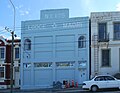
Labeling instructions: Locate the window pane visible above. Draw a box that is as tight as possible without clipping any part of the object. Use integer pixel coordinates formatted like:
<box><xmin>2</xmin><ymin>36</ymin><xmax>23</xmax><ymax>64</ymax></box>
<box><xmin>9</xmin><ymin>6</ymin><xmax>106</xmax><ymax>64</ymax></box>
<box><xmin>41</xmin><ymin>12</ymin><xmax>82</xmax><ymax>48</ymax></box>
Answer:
<box><xmin>98</xmin><ymin>23</ymin><xmax>107</xmax><ymax>41</ymax></box>
<box><xmin>24</xmin><ymin>39</ymin><xmax>31</xmax><ymax>50</ymax></box>
<box><xmin>34</xmin><ymin>63</ymin><xmax>52</xmax><ymax>68</ymax></box>
<box><xmin>56</xmin><ymin>62</ymin><xmax>75</xmax><ymax>67</ymax></box>
<box><xmin>114</xmin><ymin>23</ymin><xmax>120</xmax><ymax>40</ymax></box>
<box><xmin>95</xmin><ymin>76</ymin><xmax>105</xmax><ymax>81</ymax></box>
<box><xmin>78</xmin><ymin>36</ymin><xmax>86</xmax><ymax>48</ymax></box>
<box><xmin>15</xmin><ymin>67</ymin><xmax>19</xmax><ymax>72</ymax></box>
<box><xmin>79</xmin><ymin>61</ymin><xmax>87</xmax><ymax>67</ymax></box>
<box><xmin>15</xmin><ymin>48</ymin><xmax>19</xmax><ymax>59</ymax></box>
<box><xmin>102</xmin><ymin>49</ymin><xmax>110</xmax><ymax>67</ymax></box>
<box><xmin>23</xmin><ymin>63</ymin><xmax>31</xmax><ymax>68</ymax></box>
<box><xmin>0</xmin><ymin>48</ymin><xmax>4</xmax><ymax>59</ymax></box>
<box><xmin>105</xmin><ymin>76</ymin><xmax>115</xmax><ymax>80</ymax></box>
<box><xmin>0</xmin><ymin>67</ymin><xmax>4</xmax><ymax>78</ymax></box>
<box><xmin>0</xmin><ymin>72</ymin><xmax>4</xmax><ymax>77</ymax></box>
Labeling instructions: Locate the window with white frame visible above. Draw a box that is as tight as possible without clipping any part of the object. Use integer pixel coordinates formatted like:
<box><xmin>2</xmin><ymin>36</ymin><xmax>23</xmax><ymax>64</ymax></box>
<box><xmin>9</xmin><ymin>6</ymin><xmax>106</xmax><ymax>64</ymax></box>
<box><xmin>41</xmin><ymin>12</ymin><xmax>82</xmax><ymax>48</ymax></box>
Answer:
<box><xmin>0</xmin><ymin>48</ymin><xmax>5</xmax><ymax>59</ymax></box>
<box><xmin>34</xmin><ymin>62</ymin><xmax>52</xmax><ymax>68</ymax></box>
<box><xmin>56</xmin><ymin>61</ymin><xmax>75</xmax><ymax>67</ymax></box>
<box><xmin>0</xmin><ymin>67</ymin><xmax>5</xmax><ymax>78</ymax></box>
<box><xmin>78</xmin><ymin>36</ymin><xmax>86</xmax><ymax>48</ymax></box>
<box><xmin>15</xmin><ymin>47</ymin><xmax>19</xmax><ymax>59</ymax></box>
<box><xmin>24</xmin><ymin>39</ymin><xmax>31</xmax><ymax>50</ymax></box>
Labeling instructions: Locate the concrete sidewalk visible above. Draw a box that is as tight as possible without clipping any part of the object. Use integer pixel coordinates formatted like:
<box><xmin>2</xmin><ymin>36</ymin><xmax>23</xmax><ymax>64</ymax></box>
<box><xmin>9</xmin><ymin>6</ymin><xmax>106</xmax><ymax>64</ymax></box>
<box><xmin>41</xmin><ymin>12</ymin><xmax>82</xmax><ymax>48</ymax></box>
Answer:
<box><xmin>0</xmin><ymin>85</ymin><xmax>82</xmax><ymax>93</ymax></box>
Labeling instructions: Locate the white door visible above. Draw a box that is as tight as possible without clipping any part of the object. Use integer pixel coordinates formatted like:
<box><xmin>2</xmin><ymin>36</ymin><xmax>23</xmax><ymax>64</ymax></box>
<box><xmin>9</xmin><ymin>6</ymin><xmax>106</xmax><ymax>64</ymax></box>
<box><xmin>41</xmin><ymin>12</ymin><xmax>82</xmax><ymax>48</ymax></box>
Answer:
<box><xmin>79</xmin><ymin>69</ymin><xmax>87</xmax><ymax>84</ymax></box>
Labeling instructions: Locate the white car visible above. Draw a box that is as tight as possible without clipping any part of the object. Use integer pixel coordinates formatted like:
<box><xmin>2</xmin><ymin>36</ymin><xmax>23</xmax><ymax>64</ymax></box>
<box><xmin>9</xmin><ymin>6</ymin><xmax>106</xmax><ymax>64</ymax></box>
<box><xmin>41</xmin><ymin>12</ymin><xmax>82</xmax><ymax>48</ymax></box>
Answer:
<box><xmin>82</xmin><ymin>75</ymin><xmax>120</xmax><ymax>92</ymax></box>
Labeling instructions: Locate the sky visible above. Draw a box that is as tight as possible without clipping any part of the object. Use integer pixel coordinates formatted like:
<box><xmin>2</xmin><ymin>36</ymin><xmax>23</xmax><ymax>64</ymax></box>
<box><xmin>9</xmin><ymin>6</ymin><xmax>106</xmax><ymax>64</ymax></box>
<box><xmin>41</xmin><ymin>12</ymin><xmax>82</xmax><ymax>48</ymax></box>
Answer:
<box><xmin>0</xmin><ymin>0</ymin><xmax>120</xmax><ymax>39</ymax></box>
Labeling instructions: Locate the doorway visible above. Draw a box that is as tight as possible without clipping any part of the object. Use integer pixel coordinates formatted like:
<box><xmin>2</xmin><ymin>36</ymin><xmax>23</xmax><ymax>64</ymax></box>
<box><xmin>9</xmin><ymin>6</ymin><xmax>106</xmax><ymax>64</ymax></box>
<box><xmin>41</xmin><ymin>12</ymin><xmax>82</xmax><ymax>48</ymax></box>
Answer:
<box><xmin>79</xmin><ymin>69</ymin><xmax>87</xmax><ymax>84</ymax></box>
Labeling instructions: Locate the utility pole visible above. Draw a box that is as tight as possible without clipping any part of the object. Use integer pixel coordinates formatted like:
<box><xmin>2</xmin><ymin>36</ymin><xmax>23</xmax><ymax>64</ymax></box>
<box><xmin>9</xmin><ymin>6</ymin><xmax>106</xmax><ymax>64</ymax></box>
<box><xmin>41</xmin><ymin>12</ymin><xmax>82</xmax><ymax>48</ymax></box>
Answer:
<box><xmin>8</xmin><ymin>0</ymin><xmax>15</xmax><ymax>93</ymax></box>
<box><xmin>5</xmin><ymin>27</ymin><xmax>14</xmax><ymax>93</ymax></box>
<box><xmin>11</xmin><ymin>31</ymin><xmax>14</xmax><ymax>93</ymax></box>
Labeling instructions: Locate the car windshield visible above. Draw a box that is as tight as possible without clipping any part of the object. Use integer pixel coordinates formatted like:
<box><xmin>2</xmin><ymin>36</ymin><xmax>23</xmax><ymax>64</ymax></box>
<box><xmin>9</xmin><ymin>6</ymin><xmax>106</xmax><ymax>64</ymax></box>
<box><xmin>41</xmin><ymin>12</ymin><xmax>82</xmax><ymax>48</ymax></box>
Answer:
<box><xmin>90</xmin><ymin>76</ymin><xmax>96</xmax><ymax>80</ymax></box>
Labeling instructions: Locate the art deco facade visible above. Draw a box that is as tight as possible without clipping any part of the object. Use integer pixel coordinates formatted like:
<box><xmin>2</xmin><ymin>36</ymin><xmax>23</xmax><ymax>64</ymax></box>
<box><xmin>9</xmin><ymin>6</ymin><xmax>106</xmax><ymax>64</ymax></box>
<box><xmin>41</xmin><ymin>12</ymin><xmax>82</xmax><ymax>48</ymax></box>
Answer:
<box><xmin>21</xmin><ymin>9</ymin><xmax>90</xmax><ymax>89</ymax></box>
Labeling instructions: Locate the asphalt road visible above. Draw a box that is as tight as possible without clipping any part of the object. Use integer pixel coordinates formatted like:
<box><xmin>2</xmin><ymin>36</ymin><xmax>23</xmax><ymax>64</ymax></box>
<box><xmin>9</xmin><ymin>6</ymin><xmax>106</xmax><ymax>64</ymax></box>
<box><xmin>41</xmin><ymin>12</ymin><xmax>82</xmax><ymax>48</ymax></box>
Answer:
<box><xmin>1</xmin><ymin>88</ymin><xmax>120</xmax><ymax>93</ymax></box>
<box><xmin>57</xmin><ymin>89</ymin><xmax>120</xmax><ymax>93</ymax></box>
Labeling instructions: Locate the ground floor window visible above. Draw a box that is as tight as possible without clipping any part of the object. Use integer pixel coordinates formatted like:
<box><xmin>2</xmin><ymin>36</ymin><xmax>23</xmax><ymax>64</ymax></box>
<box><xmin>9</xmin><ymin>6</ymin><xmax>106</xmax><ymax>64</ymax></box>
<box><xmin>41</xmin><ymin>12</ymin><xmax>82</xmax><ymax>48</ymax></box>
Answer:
<box><xmin>78</xmin><ymin>61</ymin><xmax>87</xmax><ymax>68</ymax></box>
<box><xmin>0</xmin><ymin>66</ymin><xmax>5</xmax><ymax>78</ymax></box>
<box><xmin>101</xmin><ymin>49</ymin><xmax>110</xmax><ymax>67</ymax></box>
<box><xmin>14</xmin><ymin>67</ymin><xmax>19</xmax><ymax>72</ymax></box>
<box><xmin>56</xmin><ymin>61</ymin><xmax>75</xmax><ymax>67</ymax></box>
<box><xmin>34</xmin><ymin>62</ymin><xmax>52</xmax><ymax>68</ymax></box>
<box><xmin>23</xmin><ymin>63</ymin><xmax>31</xmax><ymax>69</ymax></box>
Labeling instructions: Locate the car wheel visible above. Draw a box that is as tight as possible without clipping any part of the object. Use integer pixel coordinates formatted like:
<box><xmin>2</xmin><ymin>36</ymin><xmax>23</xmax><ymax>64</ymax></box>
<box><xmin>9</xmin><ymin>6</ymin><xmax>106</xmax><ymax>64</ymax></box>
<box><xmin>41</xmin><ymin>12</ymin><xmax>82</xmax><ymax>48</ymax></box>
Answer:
<box><xmin>91</xmin><ymin>85</ymin><xmax>98</xmax><ymax>92</ymax></box>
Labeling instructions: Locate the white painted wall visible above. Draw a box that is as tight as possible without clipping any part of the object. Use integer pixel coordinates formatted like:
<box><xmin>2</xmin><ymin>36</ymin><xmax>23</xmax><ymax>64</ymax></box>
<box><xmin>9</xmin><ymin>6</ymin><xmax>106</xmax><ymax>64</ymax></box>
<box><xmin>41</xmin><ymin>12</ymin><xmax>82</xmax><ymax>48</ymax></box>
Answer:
<box><xmin>91</xmin><ymin>12</ymin><xmax>120</xmax><ymax>77</ymax></box>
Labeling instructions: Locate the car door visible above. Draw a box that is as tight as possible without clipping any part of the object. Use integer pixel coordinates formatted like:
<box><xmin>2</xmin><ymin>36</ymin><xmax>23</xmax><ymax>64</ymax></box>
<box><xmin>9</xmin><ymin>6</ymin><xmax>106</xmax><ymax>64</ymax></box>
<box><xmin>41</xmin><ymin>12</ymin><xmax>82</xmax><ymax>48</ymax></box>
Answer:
<box><xmin>105</xmin><ymin>76</ymin><xmax>119</xmax><ymax>88</ymax></box>
<box><xmin>94</xmin><ymin>76</ymin><xmax>107</xmax><ymax>88</ymax></box>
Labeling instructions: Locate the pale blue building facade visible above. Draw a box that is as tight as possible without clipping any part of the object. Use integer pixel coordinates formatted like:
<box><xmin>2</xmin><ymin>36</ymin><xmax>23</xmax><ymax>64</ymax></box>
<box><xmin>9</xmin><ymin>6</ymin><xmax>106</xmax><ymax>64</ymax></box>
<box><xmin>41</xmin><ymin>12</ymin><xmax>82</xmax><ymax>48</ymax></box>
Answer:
<box><xmin>21</xmin><ymin>9</ymin><xmax>89</xmax><ymax>89</ymax></box>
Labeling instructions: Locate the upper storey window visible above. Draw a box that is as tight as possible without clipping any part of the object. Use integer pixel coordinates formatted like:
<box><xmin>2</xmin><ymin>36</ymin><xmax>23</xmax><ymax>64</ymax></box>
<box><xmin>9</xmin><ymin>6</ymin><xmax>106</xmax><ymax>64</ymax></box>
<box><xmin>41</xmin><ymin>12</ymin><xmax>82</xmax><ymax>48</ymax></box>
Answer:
<box><xmin>78</xmin><ymin>36</ymin><xmax>86</xmax><ymax>48</ymax></box>
<box><xmin>0</xmin><ymin>48</ymin><xmax>5</xmax><ymax>59</ymax></box>
<box><xmin>24</xmin><ymin>39</ymin><xmax>31</xmax><ymax>50</ymax></box>
<box><xmin>114</xmin><ymin>23</ymin><xmax>120</xmax><ymax>40</ymax></box>
<box><xmin>15</xmin><ymin>47</ymin><xmax>20</xmax><ymax>59</ymax></box>
<box><xmin>98</xmin><ymin>23</ymin><xmax>109</xmax><ymax>42</ymax></box>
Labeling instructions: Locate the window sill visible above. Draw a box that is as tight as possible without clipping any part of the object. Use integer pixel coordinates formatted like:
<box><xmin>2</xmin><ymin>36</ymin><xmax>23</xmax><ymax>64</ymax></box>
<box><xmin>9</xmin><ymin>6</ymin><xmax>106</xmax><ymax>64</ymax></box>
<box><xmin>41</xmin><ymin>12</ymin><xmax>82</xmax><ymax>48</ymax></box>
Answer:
<box><xmin>0</xmin><ymin>59</ymin><xmax>5</xmax><ymax>60</ymax></box>
<box><xmin>100</xmin><ymin>66</ymin><xmax>111</xmax><ymax>68</ymax></box>
<box><xmin>14</xmin><ymin>58</ymin><xmax>20</xmax><ymax>60</ymax></box>
<box><xmin>113</xmin><ymin>39</ymin><xmax>120</xmax><ymax>41</ymax></box>
<box><xmin>0</xmin><ymin>78</ymin><xmax>5</xmax><ymax>81</ymax></box>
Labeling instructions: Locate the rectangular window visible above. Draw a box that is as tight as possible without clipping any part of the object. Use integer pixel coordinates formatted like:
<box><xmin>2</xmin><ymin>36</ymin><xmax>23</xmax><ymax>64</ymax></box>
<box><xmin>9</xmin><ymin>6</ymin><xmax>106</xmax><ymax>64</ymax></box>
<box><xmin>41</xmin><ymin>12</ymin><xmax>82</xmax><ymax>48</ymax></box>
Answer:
<box><xmin>14</xmin><ymin>67</ymin><xmax>19</xmax><ymax>72</ymax></box>
<box><xmin>24</xmin><ymin>39</ymin><xmax>31</xmax><ymax>50</ymax></box>
<box><xmin>78</xmin><ymin>61</ymin><xmax>87</xmax><ymax>68</ymax></box>
<box><xmin>34</xmin><ymin>62</ymin><xmax>52</xmax><ymax>68</ymax></box>
<box><xmin>0</xmin><ymin>67</ymin><xmax>5</xmax><ymax>78</ymax></box>
<box><xmin>114</xmin><ymin>23</ymin><xmax>120</xmax><ymax>40</ymax></box>
<box><xmin>101</xmin><ymin>49</ymin><xmax>110</xmax><ymax>67</ymax></box>
<box><xmin>0</xmin><ymin>48</ymin><xmax>5</xmax><ymax>59</ymax></box>
<box><xmin>15</xmin><ymin>48</ymin><xmax>19</xmax><ymax>59</ymax></box>
<box><xmin>98</xmin><ymin>23</ymin><xmax>108</xmax><ymax>42</ymax></box>
<box><xmin>56</xmin><ymin>61</ymin><xmax>75</xmax><ymax>67</ymax></box>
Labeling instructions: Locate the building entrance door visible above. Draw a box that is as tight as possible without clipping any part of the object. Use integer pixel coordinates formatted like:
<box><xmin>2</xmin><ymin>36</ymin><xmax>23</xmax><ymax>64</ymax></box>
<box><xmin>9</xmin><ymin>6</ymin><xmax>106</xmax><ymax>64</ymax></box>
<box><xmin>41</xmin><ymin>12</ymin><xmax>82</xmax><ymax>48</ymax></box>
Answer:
<box><xmin>79</xmin><ymin>69</ymin><xmax>86</xmax><ymax>84</ymax></box>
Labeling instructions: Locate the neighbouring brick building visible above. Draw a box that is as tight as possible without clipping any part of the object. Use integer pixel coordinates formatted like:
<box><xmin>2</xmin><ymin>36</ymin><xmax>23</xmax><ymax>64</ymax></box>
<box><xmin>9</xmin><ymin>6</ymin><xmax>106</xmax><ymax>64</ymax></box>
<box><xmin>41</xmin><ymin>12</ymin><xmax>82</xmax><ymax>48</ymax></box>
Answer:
<box><xmin>0</xmin><ymin>36</ymin><xmax>20</xmax><ymax>89</ymax></box>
